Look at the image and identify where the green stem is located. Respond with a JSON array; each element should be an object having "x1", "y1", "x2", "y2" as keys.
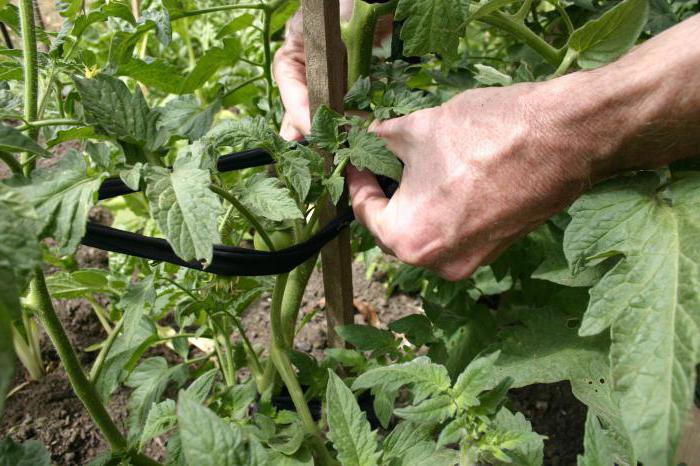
[
  {"x1": 547, "y1": 0, "x2": 574, "y2": 34},
  {"x1": 481, "y1": 11, "x2": 564, "y2": 66},
  {"x1": 90, "y1": 318, "x2": 124, "y2": 382},
  {"x1": 553, "y1": 47, "x2": 577, "y2": 77},
  {"x1": 210, "y1": 184, "x2": 277, "y2": 251},
  {"x1": 281, "y1": 256, "x2": 317, "y2": 347},
  {"x1": 262, "y1": 9, "x2": 277, "y2": 128},
  {"x1": 18, "y1": 0, "x2": 38, "y2": 175},
  {"x1": 268, "y1": 274, "x2": 336, "y2": 465},
  {"x1": 86, "y1": 296, "x2": 113, "y2": 334},
  {"x1": 342, "y1": 0, "x2": 397, "y2": 85},
  {"x1": 511, "y1": 0, "x2": 534, "y2": 23},
  {"x1": 0, "y1": 151, "x2": 23, "y2": 176},
  {"x1": 231, "y1": 315, "x2": 263, "y2": 375},
  {"x1": 29, "y1": 268, "x2": 127, "y2": 451},
  {"x1": 211, "y1": 318, "x2": 236, "y2": 386},
  {"x1": 222, "y1": 74, "x2": 265, "y2": 102},
  {"x1": 16, "y1": 118, "x2": 82, "y2": 131},
  {"x1": 175, "y1": 3, "x2": 266, "y2": 20}
]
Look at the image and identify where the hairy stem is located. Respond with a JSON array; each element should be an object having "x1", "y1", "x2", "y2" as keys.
[
  {"x1": 481, "y1": 11, "x2": 564, "y2": 66},
  {"x1": 16, "y1": 118, "x2": 82, "y2": 131},
  {"x1": 18, "y1": 0, "x2": 38, "y2": 175},
  {"x1": 210, "y1": 184, "x2": 277, "y2": 251}
]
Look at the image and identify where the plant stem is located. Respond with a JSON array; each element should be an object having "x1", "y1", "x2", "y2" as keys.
[
  {"x1": 261, "y1": 8, "x2": 277, "y2": 128},
  {"x1": 16, "y1": 118, "x2": 82, "y2": 131},
  {"x1": 175, "y1": 3, "x2": 266, "y2": 20},
  {"x1": 18, "y1": 0, "x2": 38, "y2": 175},
  {"x1": 231, "y1": 315, "x2": 263, "y2": 375},
  {"x1": 547, "y1": 0, "x2": 574, "y2": 34},
  {"x1": 90, "y1": 318, "x2": 124, "y2": 382},
  {"x1": 511, "y1": 0, "x2": 534, "y2": 23},
  {"x1": 86, "y1": 296, "x2": 113, "y2": 334},
  {"x1": 481, "y1": 11, "x2": 564, "y2": 66},
  {"x1": 281, "y1": 256, "x2": 317, "y2": 346},
  {"x1": 210, "y1": 184, "x2": 277, "y2": 251},
  {"x1": 222, "y1": 74, "x2": 265, "y2": 102},
  {"x1": 29, "y1": 268, "x2": 127, "y2": 451},
  {"x1": 268, "y1": 274, "x2": 337, "y2": 465},
  {"x1": 553, "y1": 47, "x2": 577, "y2": 77}
]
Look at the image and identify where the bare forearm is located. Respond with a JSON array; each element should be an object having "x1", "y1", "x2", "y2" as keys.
[{"x1": 537, "y1": 14, "x2": 700, "y2": 184}]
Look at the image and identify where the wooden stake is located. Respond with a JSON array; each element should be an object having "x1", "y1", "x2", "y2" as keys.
[{"x1": 301, "y1": 0, "x2": 354, "y2": 348}]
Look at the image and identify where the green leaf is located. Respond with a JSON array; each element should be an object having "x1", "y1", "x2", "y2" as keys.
[
  {"x1": 0, "y1": 185, "x2": 41, "y2": 320},
  {"x1": 0, "y1": 124, "x2": 50, "y2": 156},
  {"x1": 646, "y1": 0, "x2": 677, "y2": 35},
  {"x1": 393, "y1": 394, "x2": 456, "y2": 423},
  {"x1": 209, "y1": 117, "x2": 286, "y2": 157},
  {"x1": 0, "y1": 438, "x2": 51, "y2": 466},
  {"x1": 158, "y1": 96, "x2": 221, "y2": 141},
  {"x1": 452, "y1": 352, "x2": 500, "y2": 409},
  {"x1": 180, "y1": 38, "x2": 241, "y2": 93},
  {"x1": 217, "y1": 13, "x2": 256, "y2": 38},
  {"x1": 177, "y1": 391, "x2": 245, "y2": 466},
  {"x1": 13, "y1": 150, "x2": 105, "y2": 254},
  {"x1": 472, "y1": 64, "x2": 512, "y2": 86},
  {"x1": 46, "y1": 127, "x2": 103, "y2": 148},
  {"x1": 344, "y1": 77, "x2": 371, "y2": 110},
  {"x1": 237, "y1": 174, "x2": 303, "y2": 222},
  {"x1": 323, "y1": 174, "x2": 344, "y2": 205},
  {"x1": 278, "y1": 151, "x2": 312, "y2": 202},
  {"x1": 382, "y1": 421, "x2": 434, "y2": 461},
  {"x1": 140, "y1": 7, "x2": 171, "y2": 46},
  {"x1": 336, "y1": 126, "x2": 402, "y2": 181},
  {"x1": 352, "y1": 356, "x2": 450, "y2": 403},
  {"x1": 389, "y1": 314, "x2": 434, "y2": 347},
  {"x1": 395, "y1": 0, "x2": 469, "y2": 61},
  {"x1": 73, "y1": 74, "x2": 153, "y2": 145},
  {"x1": 140, "y1": 399, "x2": 177, "y2": 448},
  {"x1": 568, "y1": 0, "x2": 649, "y2": 69},
  {"x1": 268, "y1": 422, "x2": 304, "y2": 455},
  {"x1": 145, "y1": 162, "x2": 222, "y2": 264},
  {"x1": 325, "y1": 371, "x2": 380, "y2": 466},
  {"x1": 563, "y1": 173, "x2": 700, "y2": 465},
  {"x1": 307, "y1": 105, "x2": 343, "y2": 152},
  {"x1": 335, "y1": 324, "x2": 398, "y2": 354},
  {"x1": 577, "y1": 411, "x2": 635, "y2": 466},
  {"x1": 45, "y1": 269, "x2": 123, "y2": 299},
  {"x1": 466, "y1": 0, "x2": 519, "y2": 22},
  {"x1": 126, "y1": 357, "x2": 188, "y2": 440},
  {"x1": 491, "y1": 408, "x2": 544, "y2": 466}
]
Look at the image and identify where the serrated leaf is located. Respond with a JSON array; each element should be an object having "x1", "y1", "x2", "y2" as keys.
[
  {"x1": 0, "y1": 438, "x2": 51, "y2": 466},
  {"x1": 382, "y1": 421, "x2": 434, "y2": 460},
  {"x1": 491, "y1": 408, "x2": 544, "y2": 466},
  {"x1": 325, "y1": 371, "x2": 380, "y2": 466},
  {"x1": 73, "y1": 74, "x2": 153, "y2": 145},
  {"x1": 568, "y1": 0, "x2": 649, "y2": 69},
  {"x1": 0, "y1": 185, "x2": 41, "y2": 320},
  {"x1": 0, "y1": 124, "x2": 50, "y2": 156},
  {"x1": 472, "y1": 64, "x2": 512, "y2": 86},
  {"x1": 563, "y1": 173, "x2": 700, "y2": 465},
  {"x1": 352, "y1": 356, "x2": 450, "y2": 403},
  {"x1": 395, "y1": 0, "x2": 469, "y2": 60},
  {"x1": 145, "y1": 163, "x2": 222, "y2": 264},
  {"x1": 45, "y1": 269, "x2": 122, "y2": 299},
  {"x1": 307, "y1": 105, "x2": 342, "y2": 152},
  {"x1": 452, "y1": 351, "x2": 500, "y2": 409},
  {"x1": 13, "y1": 150, "x2": 105, "y2": 254},
  {"x1": 323, "y1": 174, "x2": 344, "y2": 205},
  {"x1": 337, "y1": 126, "x2": 402, "y2": 181},
  {"x1": 344, "y1": 77, "x2": 371, "y2": 110},
  {"x1": 278, "y1": 151, "x2": 312, "y2": 202},
  {"x1": 140, "y1": 399, "x2": 177, "y2": 448},
  {"x1": 177, "y1": 391, "x2": 244, "y2": 466},
  {"x1": 393, "y1": 394, "x2": 456, "y2": 423},
  {"x1": 209, "y1": 117, "x2": 286, "y2": 157},
  {"x1": 158, "y1": 96, "x2": 221, "y2": 141},
  {"x1": 237, "y1": 174, "x2": 303, "y2": 222},
  {"x1": 140, "y1": 7, "x2": 171, "y2": 46}
]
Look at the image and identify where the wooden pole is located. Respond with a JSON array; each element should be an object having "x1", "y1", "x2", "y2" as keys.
[{"x1": 301, "y1": 0, "x2": 354, "y2": 348}]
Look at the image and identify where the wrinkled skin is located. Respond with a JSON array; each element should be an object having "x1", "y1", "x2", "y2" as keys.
[{"x1": 274, "y1": 12, "x2": 700, "y2": 280}]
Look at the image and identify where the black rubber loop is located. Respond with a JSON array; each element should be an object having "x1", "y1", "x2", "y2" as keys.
[{"x1": 84, "y1": 145, "x2": 397, "y2": 276}]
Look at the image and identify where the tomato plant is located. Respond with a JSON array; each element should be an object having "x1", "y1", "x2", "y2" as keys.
[{"x1": 0, "y1": 0, "x2": 699, "y2": 465}]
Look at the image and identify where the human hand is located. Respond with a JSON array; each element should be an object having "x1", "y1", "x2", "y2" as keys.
[{"x1": 347, "y1": 81, "x2": 598, "y2": 281}]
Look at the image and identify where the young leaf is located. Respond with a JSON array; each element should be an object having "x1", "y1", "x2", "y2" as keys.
[
  {"x1": 278, "y1": 151, "x2": 312, "y2": 202},
  {"x1": 73, "y1": 74, "x2": 153, "y2": 144},
  {"x1": 472, "y1": 64, "x2": 512, "y2": 87},
  {"x1": 344, "y1": 76, "x2": 372, "y2": 110},
  {"x1": 336, "y1": 126, "x2": 402, "y2": 181},
  {"x1": 0, "y1": 124, "x2": 50, "y2": 156},
  {"x1": 307, "y1": 105, "x2": 343, "y2": 152},
  {"x1": 237, "y1": 174, "x2": 303, "y2": 222},
  {"x1": 491, "y1": 408, "x2": 545, "y2": 466},
  {"x1": 382, "y1": 421, "x2": 434, "y2": 461},
  {"x1": 177, "y1": 391, "x2": 245, "y2": 466},
  {"x1": 452, "y1": 351, "x2": 500, "y2": 409},
  {"x1": 13, "y1": 150, "x2": 106, "y2": 254},
  {"x1": 209, "y1": 117, "x2": 286, "y2": 157},
  {"x1": 158, "y1": 96, "x2": 221, "y2": 141},
  {"x1": 145, "y1": 162, "x2": 222, "y2": 264},
  {"x1": 393, "y1": 394, "x2": 456, "y2": 423},
  {"x1": 395, "y1": 0, "x2": 469, "y2": 61},
  {"x1": 352, "y1": 357, "x2": 451, "y2": 403},
  {"x1": 564, "y1": 173, "x2": 700, "y2": 465},
  {"x1": 140, "y1": 399, "x2": 177, "y2": 448},
  {"x1": 325, "y1": 371, "x2": 380, "y2": 466},
  {"x1": 568, "y1": 0, "x2": 649, "y2": 69},
  {"x1": 323, "y1": 174, "x2": 344, "y2": 205}
]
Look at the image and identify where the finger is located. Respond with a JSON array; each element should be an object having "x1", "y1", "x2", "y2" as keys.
[
  {"x1": 347, "y1": 166, "x2": 390, "y2": 242},
  {"x1": 368, "y1": 117, "x2": 416, "y2": 166},
  {"x1": 273, "y1": 46, "x2": 311, "y2": 134},
  {"x1": 280, "y1": 113, "x2": 304, "y2": 141}
]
